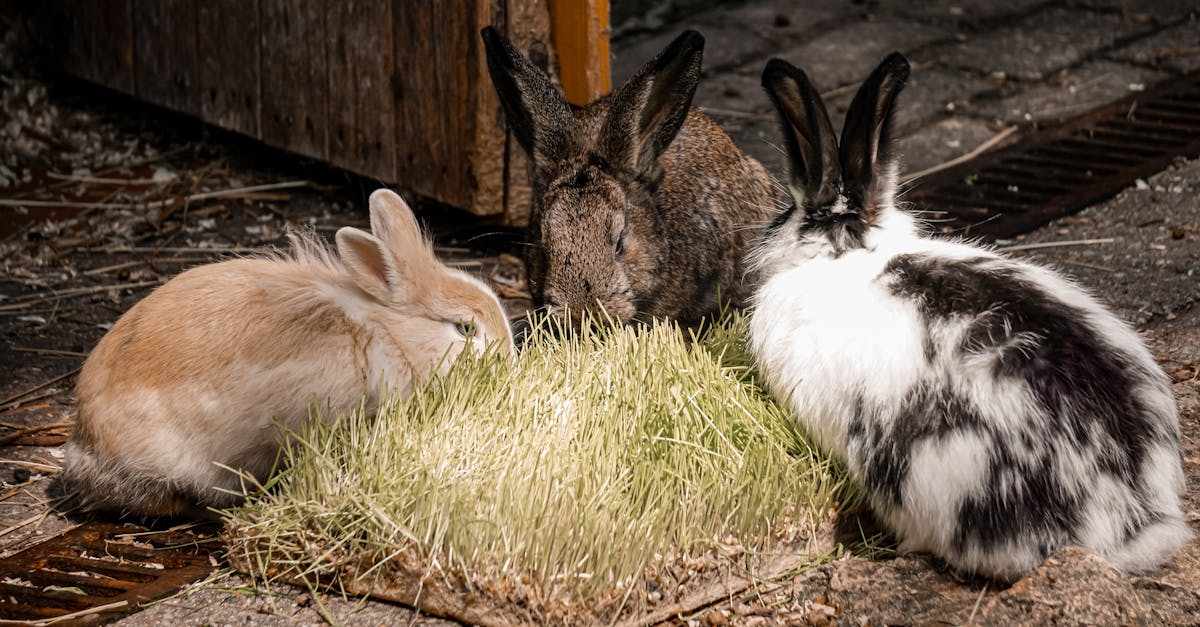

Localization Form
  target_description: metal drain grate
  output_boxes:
[907,73,1200,240]
[0,521,217,624]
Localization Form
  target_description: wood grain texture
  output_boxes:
[133,0,199,116]
[65,0,135,94]
[35,0,558,225]
[197,0,260,137]
[260,0,327,160]
[548,0,610,106]
[325,0,394,182]
[393,2,477,212]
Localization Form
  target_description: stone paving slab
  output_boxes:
[931,5,1158,80]
[894,116,1002,176]
[969,58,1169,124]
[884,0,1055,25]
[1106,18,1200,73]
[611,2,852,84]
[769,16,952,89]
[1067,0,1200,25]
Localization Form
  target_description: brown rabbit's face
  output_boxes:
[484,28,706,328]
[533,164,659,324]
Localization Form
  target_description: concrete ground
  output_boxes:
[2,0,1198,624]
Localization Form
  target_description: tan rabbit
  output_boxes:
[482,28,779,328]
[56,189,513,518]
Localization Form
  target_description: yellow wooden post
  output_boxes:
[548,0,611,106]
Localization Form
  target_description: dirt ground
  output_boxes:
[3,3,1200,625]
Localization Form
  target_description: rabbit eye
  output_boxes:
[454,321,477,339]
[614,234,625,257]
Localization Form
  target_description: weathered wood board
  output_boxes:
[133,0,199,117]
[33,1,609,226]
[197,0,260,138]
[260,0,328,160]
[325,0,395,182]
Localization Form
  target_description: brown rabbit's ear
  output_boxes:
[481,27,575,163]
[761,58,841,210]
[336,227,401,303]
[839,52,909,214]
[600,30,704,178]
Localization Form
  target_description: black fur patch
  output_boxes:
[796,210,868,256]
[765,203,797,234]
[854,253,1167,552]
[854,384,981,506]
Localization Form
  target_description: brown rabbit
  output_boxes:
[482,28,778,327]
[56,190,513,518]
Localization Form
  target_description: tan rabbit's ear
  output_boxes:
[367,189,438,267]
[336,226,401,303]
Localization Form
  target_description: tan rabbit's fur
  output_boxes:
[57,190,513,518]
[483,28,778,327]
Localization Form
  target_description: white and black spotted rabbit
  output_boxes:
[749,53,1190,580]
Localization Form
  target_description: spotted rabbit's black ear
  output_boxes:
[481,27,576,164]
[599,30,705,179]
[839,53,910,218]
[761,58,842,211]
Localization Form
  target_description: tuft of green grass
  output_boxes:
[226,312,842,611]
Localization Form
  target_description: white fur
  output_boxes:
[749,194,1189,579]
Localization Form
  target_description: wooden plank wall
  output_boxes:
[36,0,600,226]
[326,0,395,181]
[134,0,199,117]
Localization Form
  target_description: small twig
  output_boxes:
[0,367,82,408]
[0,198,153,209]
[0,599,129,625]
[0,459,62,473]
[0,281,161,311]
[46,172,166,185]
[0,403,51,419]
[903,126,1019,183]
[0,512,47,539]
[0,422,74,446]
[0,180,311,211]
[0,476,46,503]
[999,238,1114,252]
[1059,259,1116,273]
[185,180,311,202]
[2,389,67,412]
[701,106,761,119]
[820,82,859,99]
[83,258,211,276]
[1151,45,1200,61]
[83,246,262,254]
[965,582,990,624]
[82,260,146,276]
[10,347,89,358]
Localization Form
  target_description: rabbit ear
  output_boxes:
[600,30,704,177]
[335,189,436,302]
[336,227,401,303]
[839,52,909,216]
[761,58,842,210]
[366,189,433,263]
[481,26,575,163]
